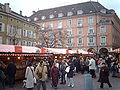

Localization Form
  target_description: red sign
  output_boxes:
[41,48,46,53]
[66,50,69,54]
[15,46,22,53]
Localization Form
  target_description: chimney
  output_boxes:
[32,11,36,14]
[20,11,22,15]
[4,3,11,13]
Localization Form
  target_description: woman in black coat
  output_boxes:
[98,63,112,88]
[67,61,75,88]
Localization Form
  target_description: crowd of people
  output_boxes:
[0,55,120,90]
[0,60,16,90]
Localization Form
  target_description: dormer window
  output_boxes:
[77,10,83,15]
[49,14,54,19]
[58,13,63,17]
[67,12,73,16]
[27,18,31,21]
[41,16,46,20]
[90,11,93,13]
[34,17,38,21]
[100,9,106,14]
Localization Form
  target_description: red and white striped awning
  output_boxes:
[109,48,120,53]
[0,44,15,52]
[0,44,41,53]
[41,48,93,54]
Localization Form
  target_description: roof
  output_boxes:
[29,1,114,21]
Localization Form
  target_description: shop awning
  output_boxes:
[109,48,120,53]
[0,44,41,53]
[41,48,93,54]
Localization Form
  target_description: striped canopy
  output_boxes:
[109,48,120,53]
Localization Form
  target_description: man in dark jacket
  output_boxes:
[0,69,5,90]
[98,63,112,88]
[6,60,16,87]
[67,61,75,88]
[60,61,66,84]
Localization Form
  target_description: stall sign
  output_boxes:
[15,46,22,53]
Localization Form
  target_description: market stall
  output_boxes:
[0,45,52,80]
[109,48,120,77]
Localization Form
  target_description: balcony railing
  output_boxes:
[88,43,95,46]
[100,43,106,46]
[67,43,73,47]
[87,33,96,36]
[78,43,83,47]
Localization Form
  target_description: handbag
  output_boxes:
[65,66,70,73]
[37,66,44,79]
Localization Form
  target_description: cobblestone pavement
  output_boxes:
[5,73,120,90]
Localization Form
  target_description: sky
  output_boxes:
[0,0,120,18]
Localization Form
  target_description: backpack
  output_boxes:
[97,60,101,65]
[0,70,6,81]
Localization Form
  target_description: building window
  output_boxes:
[67,12,73,16]
[8,39,13,45]
[41,23,45,30]
[58,21,62,29]
[68,38,73,44]
[67,30,72,37]
[10,18,13,21]
[77,18,83,27]
[34,17,38,21]
[67,19,72,28]
[0,36,2,44]
[0,23,4,32]
[100,36,106,45]
[88,36,95,46]
[67,37,73,47]
[8,39,18,45]
[49,15,54,19]
[33,32,37,39]
[78,37,82,44]
[22,40,27,46]
[78,28,83,35]
[28,41,33,46]
[89,37,94,43]
[49,22,54,29]
[9,25,13,35]
[27,18,31,21]
[100,9,106,14]
[23,30,27,37]
[27,31,32,38]
[100,25,106,33]
[41,16,46,20]
[88,16,94,23]
[0,15,3,19]
[58,13,63,17]
[0,23,2,32]
[77,10,83,15]
[88,27,94,34]
[17,29,21,37]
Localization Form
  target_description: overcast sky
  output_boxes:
[0,0,120,18]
